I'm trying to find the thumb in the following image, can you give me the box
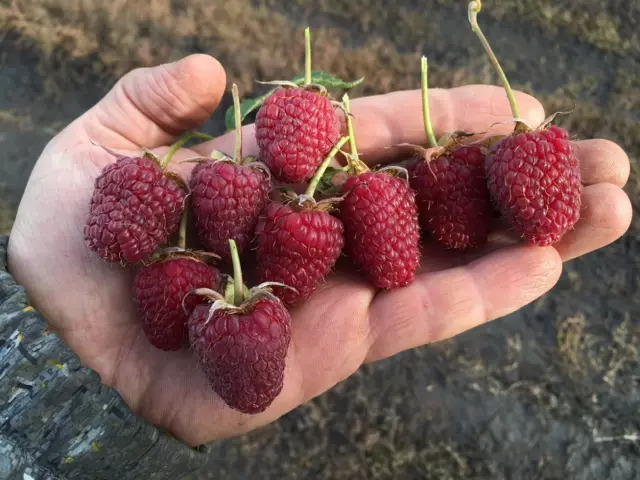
[70,54,226,149]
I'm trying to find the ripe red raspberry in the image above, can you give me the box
[189,297,291,414]
[486,126,582,246]
[468,2,582,246]
[255,87,340,183]
[340,171,421,289]
[255,201,344,304]
[190,161,270,257]
[408,145,493,250]
[84,155,185,264]
[133,256,221,351]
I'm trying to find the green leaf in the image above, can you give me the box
[291,71,364,89]
[224,72,364,131]
[224,90,276,131]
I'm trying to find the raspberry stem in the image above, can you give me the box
[160,131,213,170]
[304,136,349,198]
[342,93,359,160]
[177,209,188,250]
[468,1,520,120]
[232,83,243,163]
[420,57,438,149]
[228,239,244,305]
[304,27,312,86]
[342,93,369,176]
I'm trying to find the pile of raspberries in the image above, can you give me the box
[82,7,582,415]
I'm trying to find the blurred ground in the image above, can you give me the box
[1,0,639,478]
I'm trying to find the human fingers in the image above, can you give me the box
[59,54,226,149]
[364,245,562,363]
[574,139,630,187]
[553,183,632,262]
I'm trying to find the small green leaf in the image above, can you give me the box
[224,72,364,131]
[314,165,350,198]
[291,71,364,89]
[224,90,276,131]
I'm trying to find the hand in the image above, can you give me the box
[8,55,631,446]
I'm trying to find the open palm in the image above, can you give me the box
[8,55,631,446]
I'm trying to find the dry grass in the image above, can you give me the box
[0,0,541,96]
[557,313,639,386]
[0,0,439,96]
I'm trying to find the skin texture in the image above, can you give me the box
[7,54,632,446]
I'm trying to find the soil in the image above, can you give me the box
[1,0,638,478]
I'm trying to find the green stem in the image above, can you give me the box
[228,239,244,305]
[232,83,242,163]
[177,209,188,250]
[341,93,369,175]
[420,57,438,148]
[304,136,349,197]
[342,93,359,160]
[304,27,312,86]
[160,131,213,170]
[468,1,520,119]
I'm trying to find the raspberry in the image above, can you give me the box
[340,171,421,289]
[486,126,582,245]
[190,161,270,257]
[468,2,582,246]
[188,239,292,414]
[408,145,493,250]
[84,155,185,264]
[255,87,340,183]
[190,84,271,258]
[189,297,291,414]
[133,256,221,351]
[255,201,344,304]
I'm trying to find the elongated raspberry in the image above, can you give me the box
[486,126,582,245]
[468,2,582,246]
[190,161,270,257]
[255,201,344,304]
[340,172,420,289]
[84,155,185,264]
[190,84,271,258]
[255,87,340,183]
[408,145,492,250]
[134,257,221,351]
[189,297,291,414]
[408,57,492,250]
[189,239,291,414]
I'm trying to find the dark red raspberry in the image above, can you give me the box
[133,257,221,351]
[408,145,493,250]
[486,126,582,246]
[340,171,421,289]
[189,297,291,414]
[255,201,344,304]
[255,87,340,183]
[190,161,270,257]
[84,155,185,264]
